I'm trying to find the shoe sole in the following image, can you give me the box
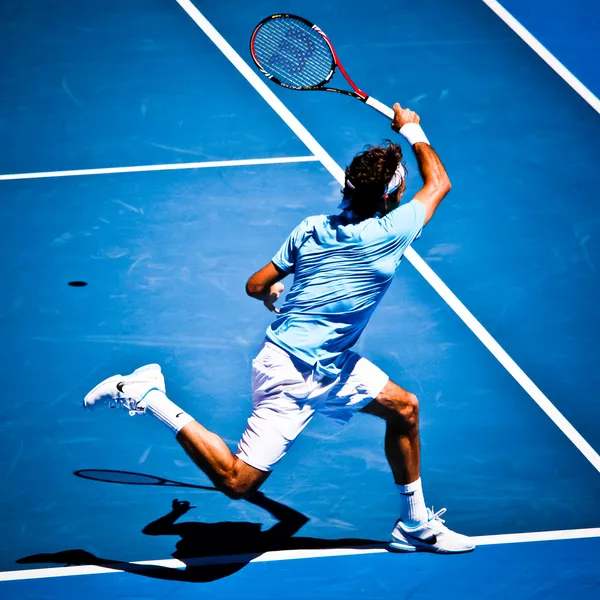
[388,542,418,553]
[83,364,163,409]
[389,541,475,554]
[389,534,475,554]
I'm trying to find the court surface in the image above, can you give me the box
[1,0,599,597]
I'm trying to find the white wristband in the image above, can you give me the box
[400,123,430,146]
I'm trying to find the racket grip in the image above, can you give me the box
[365,96,395,120]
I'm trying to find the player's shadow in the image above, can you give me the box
[17,470,384,583]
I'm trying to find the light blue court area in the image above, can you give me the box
[1,0,599,597]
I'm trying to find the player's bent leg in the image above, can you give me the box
[84,364,269,500]
[176,421,270,499]
[361,379,474,554]
[361,379,420,484]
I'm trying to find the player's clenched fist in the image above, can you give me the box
[391,103,420,132]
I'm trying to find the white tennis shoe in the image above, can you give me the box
[389,508,475,554]
[83,364,165,416]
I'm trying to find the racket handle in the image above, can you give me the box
[365,96,395,120]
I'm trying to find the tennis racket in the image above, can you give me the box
[75,469,216,491]
[250,14,395,120]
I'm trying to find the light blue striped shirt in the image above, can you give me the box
[266,199,426,377]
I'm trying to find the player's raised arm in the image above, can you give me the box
[392,103,451,226]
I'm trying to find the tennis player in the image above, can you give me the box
[85,103,474,554]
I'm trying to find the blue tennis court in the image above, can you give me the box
[1,0,599,597]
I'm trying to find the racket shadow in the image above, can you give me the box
[17,470,385,583]
[73,469,217,491]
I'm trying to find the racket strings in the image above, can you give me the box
[257,38,330,87]
[255,30,330,85]
[253,18,333,88]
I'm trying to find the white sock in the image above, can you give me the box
[396,478,428,526]
[141,390,194,434]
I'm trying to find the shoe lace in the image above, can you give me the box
[108,385,145,415]
[430,507,447,523]
[426,507,450,533]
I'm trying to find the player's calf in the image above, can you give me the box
[176,422,270,500]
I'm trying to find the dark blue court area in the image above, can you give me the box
[1,0,599,597]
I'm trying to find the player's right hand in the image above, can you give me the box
[391,103,420,132]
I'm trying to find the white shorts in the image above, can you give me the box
[236,341,389,472]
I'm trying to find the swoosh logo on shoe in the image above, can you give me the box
[403,531,437,545]
[116,382,125,392]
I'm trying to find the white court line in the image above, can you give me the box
[1,527,599,582]
[0,156,319,181]
[481,0,600,114]
[174,0,600,473]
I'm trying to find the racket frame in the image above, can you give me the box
[250,14,366,99]
[250,14,395,120]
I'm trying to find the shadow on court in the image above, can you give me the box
[17,470,383,583]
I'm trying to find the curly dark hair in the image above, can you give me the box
[343,140,404,218]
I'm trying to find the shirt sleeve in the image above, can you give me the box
[380,199,426,242]
[272,218,312,274]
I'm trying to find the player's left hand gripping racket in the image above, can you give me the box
[250,14,395,120]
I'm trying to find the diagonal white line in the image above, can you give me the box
[174,0,600,472]
[0,156,319,182]
[405,250,600,472]
[481,0,600,114]
[1,527,599,582]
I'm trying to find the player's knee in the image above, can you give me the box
[220,478,245,499]
[393,392,419,430]
[222,476,258,500]
[224,487,249,500]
